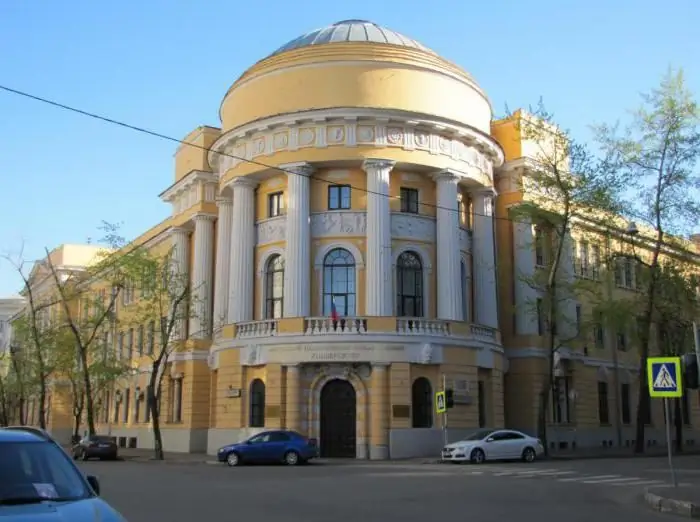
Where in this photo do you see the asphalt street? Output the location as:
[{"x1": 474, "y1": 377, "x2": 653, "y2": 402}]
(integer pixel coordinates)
[{"x1": 77, "y1": 455, "x2": 700, "y2": 522}]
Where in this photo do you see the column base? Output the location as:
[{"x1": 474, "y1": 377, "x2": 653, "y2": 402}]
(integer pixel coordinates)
[{"x1": 369, "y1": 444, "x2": 389, "y2": 460}]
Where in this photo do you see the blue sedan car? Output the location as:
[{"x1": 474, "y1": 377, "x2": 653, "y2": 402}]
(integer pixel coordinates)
[
  {"x1": 0, "y1": 427, "x2": 126, "y2": 521},
  {"x1": 217, "y1": 430, "x2": 318, "y2": 466}
]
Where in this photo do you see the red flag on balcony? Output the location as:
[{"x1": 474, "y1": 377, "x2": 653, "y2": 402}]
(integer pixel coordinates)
[{"x1": 330, "y1": 300, "x2": 339, "y2": 322}]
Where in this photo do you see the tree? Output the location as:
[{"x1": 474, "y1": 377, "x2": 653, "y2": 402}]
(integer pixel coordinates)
[
  {"x1": 43, "y1": 222, "x2": 143, "y2": 436},
  {"x1": 120, "y1": 247, "x2": 193, "y2": 460},
  {"x1": 509, "y1": 102, "x2": 625, "y2": 452},
  {"x1": 595, "y1": 68, "x2": 700, "y2": 453}
]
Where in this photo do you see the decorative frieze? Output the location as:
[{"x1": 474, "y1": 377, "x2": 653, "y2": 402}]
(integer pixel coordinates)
[
  {"x1": 256, "y1": 216, "x2": 286, "y2": 245},
  {"x1": 391, "y1": 213, "x2": 435, "y2": 242},
  {"x1": 310, "y1": 212, "x2": 367, "y2": 237},
  {"x1": 212, "y1": 112, "x2": 498, "y2": 182}
]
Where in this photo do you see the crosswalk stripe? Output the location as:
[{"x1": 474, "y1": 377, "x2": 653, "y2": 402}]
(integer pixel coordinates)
[
  {"x1": 609, "y1": 480, "x2": 665, "y2": 487},
  {"x1": 558, "y1": 474, "x2": 619, "y2": 482},
  {"x1": 513, "y1": 471, "x2": 576, "y2": 478},
  {"x1": 509, "y1": 469, "x2": 566, "y2": 475},
  {"x1": 582, "y1": 477, "x2": 641, "y2": 484},
  {"x1": 468, "y1": 471, "x2": 484, "y2": 475}
]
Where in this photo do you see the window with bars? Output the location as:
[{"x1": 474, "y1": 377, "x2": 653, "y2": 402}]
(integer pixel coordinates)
[
  {"x1": 249, "y1": 379, "x2": 266, "y2": 428},
  {"x1": 400, "y1": 187, "x2": 419, "y2": 214},
  {"x1": 598, "y1": 381, "x2": 609, "y2": 424}
]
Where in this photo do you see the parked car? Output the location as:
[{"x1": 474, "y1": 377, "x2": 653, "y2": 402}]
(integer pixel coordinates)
[
  {"x1": 441, "y1": 428, "x2": 545, "y2": 464},
  {"x1": 73, "y1": 435, "x2": 119, "y2": 461},
  {"x1": 0, "y1": 426, "x2": 126, "y2": 520},
  {"x1": 217, "y1": 430, "x2": 318, "y2": 466}
]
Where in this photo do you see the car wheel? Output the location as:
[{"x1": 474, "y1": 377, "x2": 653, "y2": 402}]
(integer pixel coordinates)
[
  {"x1": 470, "y1": 448, "x2": 485, "y2": 464},
  {"x1": 522, "y1": 447, "x2": 536, "y2": 463},
  {"x1": 284, "y1": 451, "x2": 300, "y2": 466},
  {"x1": 226, "y1": 452, "x2": 240, "y2": 467}
]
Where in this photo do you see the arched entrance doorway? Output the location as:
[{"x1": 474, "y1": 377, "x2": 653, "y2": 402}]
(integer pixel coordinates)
[{"x1": 320, "y1": 379, "x2": 357, "y2": 458}]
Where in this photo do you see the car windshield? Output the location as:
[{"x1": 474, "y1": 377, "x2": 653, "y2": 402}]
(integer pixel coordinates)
[
  {"x1": 90, "y1": 436, "x2": 112, "y2": 443},
  {"x1": 0, "y1": 441, "x2": 92, "y2": 504},
  {"x1": 462, "y1": 429, "x2": 495, "y2": 441}
]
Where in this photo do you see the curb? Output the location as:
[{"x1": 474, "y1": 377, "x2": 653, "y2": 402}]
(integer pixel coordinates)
[{"x1": 644, "y1": 488, "x2": 700, "y2": 519}]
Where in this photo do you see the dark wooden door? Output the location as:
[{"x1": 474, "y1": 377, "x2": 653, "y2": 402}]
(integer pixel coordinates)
[{"x1": 320, "y1": 379, "x2": 356, "y2": 458}]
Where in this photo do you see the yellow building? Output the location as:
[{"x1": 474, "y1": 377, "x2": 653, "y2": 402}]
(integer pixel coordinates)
[{"x1": 37, "y1": 20, "x2": 700, "y2": 457}]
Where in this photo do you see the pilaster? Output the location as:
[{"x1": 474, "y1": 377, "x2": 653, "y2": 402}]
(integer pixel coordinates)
[
  {"x1": 284, "y1": 364, "x2": 301, "y2": 432},
  {"x1": 363, "y1": 158, "x2": 395, "y2": 317},
  {"x1": 471, "y1": 188, "x2": 499, "y2": 329},
  {"x1": 228, "y1": 177, "x2": 258, "y2": 324},
  {"x1": 212, "y1": 196, "x2": 233, "y2": 336},
  {"x1": 513, "y1": 217, "x2": 539, "y2": 335},
  {"x1": 369, "y1": 362, "x2": 389, "y2": 460},
  {"x1": 282, "y1": 162, "x2": 312, "y2": 318},
  {"x1": 434, "y1": 170, "x2": 463, "y2": 321}
]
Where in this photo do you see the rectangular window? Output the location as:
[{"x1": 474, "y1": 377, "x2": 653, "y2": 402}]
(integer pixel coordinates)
[
  {"x1": 591, "y1": 244, "x2": 601, "y2": 278},
  {"x1": 137, "y1": 325, "x2": 144, "y2": 356},
  {"x1": 127, "y1": 328, "x2": 134, "y2": 359},
  {"x1": 400, "y1": 187, "x2": 419, "y2": 214},
  {"x1": 575, "y1": 304, "x2": 582, "y2": 335},
  {"x1": 267, "y1": 192, "x2": 284, "y2": 217},
  {"x1": 598, "y1": 382, "x2": 609, "y2": 424},
  {"x1": 536, "y1": 298, "x2": 545, "y2": 335},
  {"x1": 147, "y1": 321, "x2": 155, "y2": 355},
  {"x1": 328, "y1": 185, "x2": 351, "y2": 210},
  {"x1": 123, "y1": 389, "x2": 130, "y2": 423},
  {"x1": 552, "y1": 376, "x2": 571, "y2": 424},
  {"x1": 118, "y1": 332, "x2": 124, "y2": 359},
  {"x1": 616, "y1": 332, "x2": 627, "y2": 351},
  {"x1": 534, "y1": 227, "x2": 546, "y2": 266},
  {"x1": 594, "y1": 312, "x2": 605, "y2": 349},
  {"x1": 621, "y1": 384, "x2": 631, "y2": 424}
]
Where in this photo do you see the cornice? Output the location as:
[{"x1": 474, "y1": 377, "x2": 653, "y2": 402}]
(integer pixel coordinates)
[
  {"x1": 207, "y1": 108, "x2": 505, "y2": 174},
  {"x1": 159, "y1": 170, "x2": 218, "y2": 202}
]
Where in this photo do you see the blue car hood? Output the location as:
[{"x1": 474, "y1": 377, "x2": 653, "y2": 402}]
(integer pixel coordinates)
[{"x1": 0, "y1": 497, "x2": 125, "y2": 521}]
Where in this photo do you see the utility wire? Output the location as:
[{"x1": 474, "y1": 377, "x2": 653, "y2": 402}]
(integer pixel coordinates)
[{"x1": 0, "y1": 83, "x2": 524, "y2": 225}]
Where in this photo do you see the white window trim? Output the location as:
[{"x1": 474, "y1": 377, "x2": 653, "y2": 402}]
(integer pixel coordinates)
[
  {"x1": 256, "y1": 246, "x2": 285, "y2": 320},
  {"x1": 392, "y1": 243, "x2": 433, "y2": 318},
  {"x1": 314, "y1": 242, "x2": 365, "y2": 316}
]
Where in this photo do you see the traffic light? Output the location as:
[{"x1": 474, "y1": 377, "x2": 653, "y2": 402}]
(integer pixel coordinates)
[
  {"x1": 446, "y1": 388, "x2": 455, "y2": 409},
  {"x1": 682, "y1": 353, "x2": 699, "y2": 390}
]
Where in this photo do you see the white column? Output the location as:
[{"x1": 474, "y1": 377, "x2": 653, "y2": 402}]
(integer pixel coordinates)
[
  {"x1": 169, "y1": 226, "x2": 190, "y2": 340},
  {"x1": 212, "y1": 196, "x2": 233, "y2": 335},
  {"x1": 434, "y1": 170, "x2": 463, "y2": 321},
  {"x1": 471, "y1": 188, "x2": 499, "y2": 329},
  {"x1": 282, "y1": 162, "x2": 312, "y2": 317},
  {"x1": 190, "y1": 213, "x2": 215, "y2": 338},
  {"x1": 513, "y1": 217, "x2": 539, "y2": 335},
  {"x1": 363, "y1": 158, "x2": 395, "y2": 316},
  {"x1": 228, "y1": 177, "x2": 258, "y2": 324},
  {"x1": 558, "y1": 230, "x2": 578, "y2": 340}
]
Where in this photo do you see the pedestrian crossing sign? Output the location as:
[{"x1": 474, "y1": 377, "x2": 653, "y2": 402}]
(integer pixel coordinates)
[
  {"x1": 435, "y1": 391, "x2": 447, "y2": 414},
  {"x1": 647, "y1": 357, "x2": 683, "y2": 398}
]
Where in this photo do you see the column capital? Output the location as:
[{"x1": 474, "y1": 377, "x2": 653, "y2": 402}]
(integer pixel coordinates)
[
  {"x1": 471, "y1": 186, "x2": 498, "y2": 198},
  {"x1": 169, "y1": 226, "x2": 190, "y2": 237},
  {"x1": 228, "y1": 176, "x2": 259, "y2": 190},
  {"x1": 432, "y1": 169, "x2": 462, "y2": 184},
  {"x1": 192, "y1": 212, "x2": 217, "y2": 223},
  {"x1": 215, "y1": 196, "x2": 233, "y2": 207},
  {"x1": 279, "y1": 162, "x2": 314, "y2": 177},
  {"x1": 362, "y1": 158, "x2": 396, "y2": 172}
]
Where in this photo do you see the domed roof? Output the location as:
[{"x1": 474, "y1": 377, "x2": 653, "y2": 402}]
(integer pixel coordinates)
[{"x1": 270, "y1": 19, "x2": 436, "y2": 57}]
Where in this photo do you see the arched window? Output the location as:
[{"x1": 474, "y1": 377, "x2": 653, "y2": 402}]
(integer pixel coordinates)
[
  {"x1": 461, "y1": 260, "x2": 469, "y2": 321},
  {"x1": 412, "y1": 377, "x2": 433, "y2": 428},
  {"x1": 249, "y1": 379, "x2": 266, "y2": 428},
  {"x1": 265, "y1": 255, "x2": 284, "y2": 319},
  {"x1": 397, "y1": 251, "x2": 423, "y2": 317},
  {"x1": 322, "y1": 248, "x2": 356, "y2": 317}
]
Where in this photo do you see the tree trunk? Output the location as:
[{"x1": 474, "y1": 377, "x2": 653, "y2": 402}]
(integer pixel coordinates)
[
  {"x1": 0, "y1": 378, "x2": 8, "y2": 426},
  {"x1": 79, "y1": 347, "x2": 97, "y2": 436},
  {"x1": 38, "y1": 377, "x2": 47, "y2": 430},
  {"x1": 148, "y1": 375, "x2": 165, "y2": 461}
]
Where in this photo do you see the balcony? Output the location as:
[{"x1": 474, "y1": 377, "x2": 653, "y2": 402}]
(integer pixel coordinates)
[{"x1": 233, "y1": 316, "x2": 498, "y2": 343}]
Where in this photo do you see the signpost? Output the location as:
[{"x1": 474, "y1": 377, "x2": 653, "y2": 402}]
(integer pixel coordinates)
[{"x1": 647, "y1": 356, "x2": 683, "y2": 488}]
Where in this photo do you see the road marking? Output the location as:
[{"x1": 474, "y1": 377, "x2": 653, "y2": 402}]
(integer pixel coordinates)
[
  {"x1": 509, "y1": 469, "x2": 567, "y2": 475},
  {"x1": 468, "y1": 471, "x2": 484, "y2": 475},
  {"x1": 364, "y1": 471, "x2": 454, "y2": 477},
  {"x1": 513, "y1": 471, "x2": 576, "y2": 478},
  {"x1": 609, "y1": 479, "x2": 665, "y2": 487},
  {"x1": 582, "y1": 476, "x2": 641, "y2": 484},
  {"x1": 558, "y1": 474, "x2": 619, "y2": 482}
]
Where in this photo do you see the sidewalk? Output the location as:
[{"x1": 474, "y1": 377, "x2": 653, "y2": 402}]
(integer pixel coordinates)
[
  {"x1": 645, "y1": 486, "x2": 700, "y2": 518},
  {"x1": 547, "y1": 447, "x2": 700, "y2": 461}
]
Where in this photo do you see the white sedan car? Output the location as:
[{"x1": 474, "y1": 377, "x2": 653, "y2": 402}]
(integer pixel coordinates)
[{"x1": 441, "y1": 429, "x2": 544, "y2": 464}]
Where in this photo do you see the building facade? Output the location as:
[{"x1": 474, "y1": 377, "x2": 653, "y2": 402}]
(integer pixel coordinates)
[{"x1": 30, "y1": 20, "x2": 700, "y2": 457}]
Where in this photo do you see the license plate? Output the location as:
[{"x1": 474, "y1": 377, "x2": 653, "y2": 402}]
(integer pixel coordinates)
[{"x1": 99, "y1": 444, "x2": 111, "y2": 448}]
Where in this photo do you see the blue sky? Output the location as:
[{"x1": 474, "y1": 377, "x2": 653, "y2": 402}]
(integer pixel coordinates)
[{"x1": 1, "y1": 0, "x2": 698, "y2": 296}]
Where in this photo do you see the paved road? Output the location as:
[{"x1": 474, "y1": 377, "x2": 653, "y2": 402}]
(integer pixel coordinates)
[{"x1": 77, "y1": 456, "x2": 697, "y2": 522}]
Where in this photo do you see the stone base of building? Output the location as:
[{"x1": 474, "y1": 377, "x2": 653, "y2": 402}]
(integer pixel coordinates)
[
  {"x1": 105, "y1": 426, "x2": 208, "y2": 453},
  {"x1": 544, "y1": 426, "x2": 700, "y2": 451}
]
